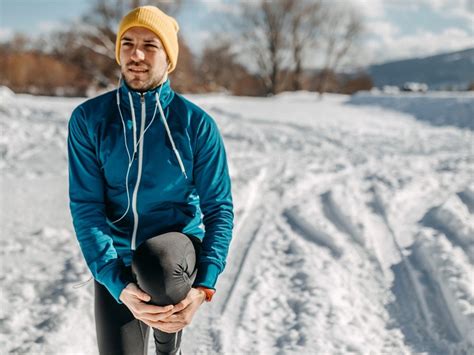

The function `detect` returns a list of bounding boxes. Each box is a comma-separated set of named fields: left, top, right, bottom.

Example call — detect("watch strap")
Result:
left=196, top=287, right=215, bottom=302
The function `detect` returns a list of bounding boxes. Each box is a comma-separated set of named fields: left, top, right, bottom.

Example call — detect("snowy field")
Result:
left=0, top=87, right=473, bottom=355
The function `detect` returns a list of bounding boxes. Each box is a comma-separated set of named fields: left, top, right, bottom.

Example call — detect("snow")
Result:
left=349, top=91, right=474, bottom=130
left=0, top=87, right=473, bottom=354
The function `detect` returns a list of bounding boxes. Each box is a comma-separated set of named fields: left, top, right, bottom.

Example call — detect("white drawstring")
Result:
left=136, top=86, right=162, bottom=149
left=111, top=87, right=140, bottom=224
left=156, top=92, right=188, bottom=179
left=73, top=275, right=93, bottom=288
left=111, top=84, right=136, bottom=224
left=128, top=92, right=138, bottom=156
left=116, top=88, right=132, bottom=164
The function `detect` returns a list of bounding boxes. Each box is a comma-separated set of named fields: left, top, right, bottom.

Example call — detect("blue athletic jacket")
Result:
left=68, top=79, right=234, bottom=303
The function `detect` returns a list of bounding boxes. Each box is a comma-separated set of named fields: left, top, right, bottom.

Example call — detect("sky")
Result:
left=0, top=0, right=473, bottom=67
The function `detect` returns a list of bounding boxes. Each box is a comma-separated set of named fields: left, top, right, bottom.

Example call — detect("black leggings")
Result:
left=94, top=232, right=200, bottom=355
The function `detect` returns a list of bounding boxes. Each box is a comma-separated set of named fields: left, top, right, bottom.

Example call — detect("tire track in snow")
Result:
left=183, top=165, right=277, bottom=355
left=213, top=110, right=384, bottom=353
left=413, top=229, right=474, bottom=352
left=320, top=190, right=365, bottom=246
left=319, top=188, right=388, bottom=279
left=176, top=99, right=473, bottom=353
left=201, top=112, right=319, bottom=353
left=282, top=207, right=343, bottom=258
left=215, top=112, right=402, bottom=353
left=457, top=188, right=474, bottom=214
left=419, top=197, right=474, bottom=263
left=231, top=180, right=406, bottom=354
left=218, top=117, right=277, bottom=317
left=219, top=167, right=269, bottom=315
left=370, top=187, right=470, bottom=353
left=183, top=117, right=277, bottom=354
left=313, top=180, right=471, bottom=353
left=220, top=192, right=322, bottom=354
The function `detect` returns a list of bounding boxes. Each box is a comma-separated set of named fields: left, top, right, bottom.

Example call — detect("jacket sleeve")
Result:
left=192, top=114, right=234, bottom=290
left=68, top=106, right=131, bottom=303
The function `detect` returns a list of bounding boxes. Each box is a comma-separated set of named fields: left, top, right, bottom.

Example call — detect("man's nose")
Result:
left=130, top=47, right=145, bottom=61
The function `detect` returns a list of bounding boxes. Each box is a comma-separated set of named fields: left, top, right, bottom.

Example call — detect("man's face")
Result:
left=119, top=27, right=169, bottom=92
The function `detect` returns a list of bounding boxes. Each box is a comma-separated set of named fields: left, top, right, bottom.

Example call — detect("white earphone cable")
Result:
left=111, top=80, right=187, bottom=225
left=156, top=94, right=188, bottom=179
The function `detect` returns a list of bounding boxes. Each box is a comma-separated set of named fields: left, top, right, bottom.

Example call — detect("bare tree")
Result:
left=199, top=38, right=255, bottom=94
left=170, top=39, right=200, bottom=93
left=288, top=0, right=322, bottom=91
left=317, top=4, right=363, bottom=97
left=200, top=39, right=236, bottom=91
left=228, top=0, right=329, bottom=95
left=236, top=0, right=295, bottom=96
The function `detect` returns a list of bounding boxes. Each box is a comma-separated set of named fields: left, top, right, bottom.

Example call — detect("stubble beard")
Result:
left=122, top=70, right=164, bottom=93
left=121, top=62, right=168, bottom=93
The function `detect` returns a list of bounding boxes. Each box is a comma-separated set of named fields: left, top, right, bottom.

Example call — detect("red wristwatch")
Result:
left=196, top=287, right=215, bottom=302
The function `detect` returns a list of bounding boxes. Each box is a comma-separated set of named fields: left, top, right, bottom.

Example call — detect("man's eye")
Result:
left=146, top=44, right=158, bottom=49
left=122, top=42, right=132, bottom=47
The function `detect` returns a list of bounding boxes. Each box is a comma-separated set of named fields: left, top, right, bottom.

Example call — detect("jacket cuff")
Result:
left=97, top=260, right=132, bottom=304
left=192, top=262, right=220, bottom=289
left=109, top=278, right=132, bottom=304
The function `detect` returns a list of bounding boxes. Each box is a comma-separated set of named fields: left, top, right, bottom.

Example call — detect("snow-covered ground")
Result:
left=0, top=87, right=472, bottom=354
left=348, top=91, right=474, bottom=130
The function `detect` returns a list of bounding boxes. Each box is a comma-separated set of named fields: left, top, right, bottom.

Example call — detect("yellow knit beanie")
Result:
left=115, top=6, right=180, bottom=73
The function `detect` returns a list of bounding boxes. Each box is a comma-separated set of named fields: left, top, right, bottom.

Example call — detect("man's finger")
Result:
left=126, top=283, right=151, bottom=302
left=170, top=299, right=188, bottom=314
left=135, top=303, right=174, bottom=315
left=136, top=291, right=151, bottom=302
left=139, top=308, right=176, bottom=322
left=159, top=314, right=182, bottom=323
left=133, top=287, right=151, bottom=302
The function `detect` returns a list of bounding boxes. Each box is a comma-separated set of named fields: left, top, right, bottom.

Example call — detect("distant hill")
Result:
left=368, top=48, right=474, bottom=90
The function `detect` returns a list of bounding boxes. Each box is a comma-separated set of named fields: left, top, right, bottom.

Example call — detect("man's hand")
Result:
left=119, top=283, right=175, bottom=329
left=153, top=288, right=206, bottom=333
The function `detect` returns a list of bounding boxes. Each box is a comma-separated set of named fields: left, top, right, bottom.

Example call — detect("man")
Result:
left=68, top=6, right=234, bottom=355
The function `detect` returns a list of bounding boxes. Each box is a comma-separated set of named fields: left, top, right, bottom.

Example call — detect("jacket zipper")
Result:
left=131, top=94, right=146, bottom=250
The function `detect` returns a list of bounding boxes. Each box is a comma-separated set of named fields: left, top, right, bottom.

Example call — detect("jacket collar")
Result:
left=118, top=78, right=174, bottom=117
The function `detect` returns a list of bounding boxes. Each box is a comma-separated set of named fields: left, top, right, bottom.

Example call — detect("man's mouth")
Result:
left=129, top=68, right=148, bottom=73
